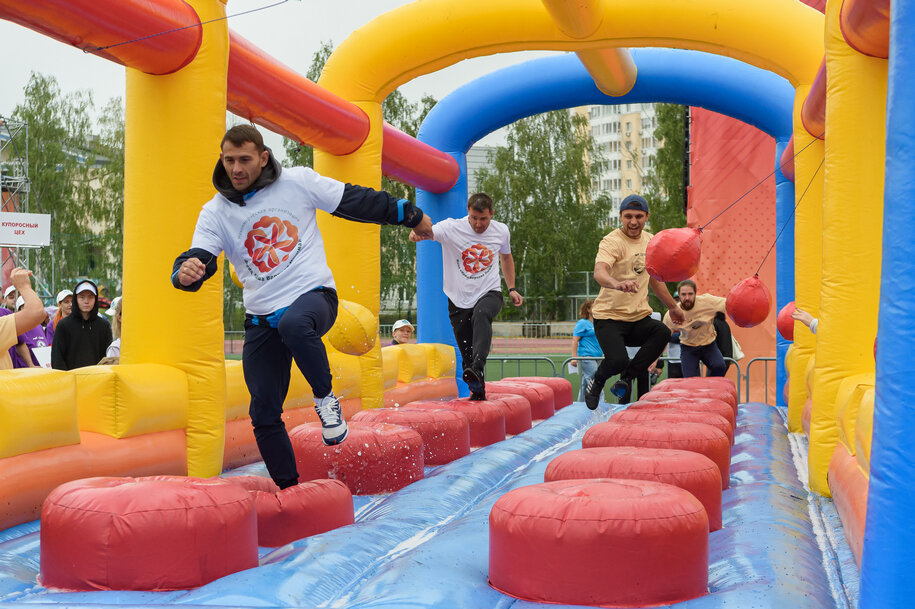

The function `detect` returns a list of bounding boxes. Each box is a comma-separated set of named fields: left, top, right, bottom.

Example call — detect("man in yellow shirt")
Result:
left=0, top=268, right=46, bottom=370
left=584, top=195, right=684, bottom=408
left=662, top=279, right=728, bottom=378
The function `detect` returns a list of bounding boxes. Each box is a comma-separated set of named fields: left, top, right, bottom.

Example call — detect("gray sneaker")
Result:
left=315, top=393, right=348, bottom=445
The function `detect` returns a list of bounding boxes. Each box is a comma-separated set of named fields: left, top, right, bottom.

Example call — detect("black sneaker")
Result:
left=609, top=378, right=630, bottom=401
left=469, top=391, right=487, bottom=401
left=584, top=378, right=603, bottom=410
left=462, top=367, right=484, bottom=395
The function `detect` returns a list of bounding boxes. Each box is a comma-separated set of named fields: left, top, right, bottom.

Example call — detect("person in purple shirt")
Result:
left=43, top=306, right=57, bottom=344
left=13, top=296, right=50, bottom=367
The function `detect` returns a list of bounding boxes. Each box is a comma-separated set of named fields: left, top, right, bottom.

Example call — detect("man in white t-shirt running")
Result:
left=410, top=193, right=523, bottom=400
left=662, top=279, right=728, bottom=378
left=172, top=125, right=432, bottom=490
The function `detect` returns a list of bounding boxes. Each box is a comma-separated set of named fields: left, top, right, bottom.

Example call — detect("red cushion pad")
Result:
left=40, top=476, right=257, bottom=591
left=352, top=407, right=470, bottom=465
left=500, top=376, right=573, bottom=409
left=647, top=387, right=737, bottom=412
left=290, top=421, right=424, bottom=494
left=486, top=393, right=533, bottom=435
left=544, top=446, right=722, bottom=531
left=410, top=399, right=506, bottom=447
left=489, top=479, right=709, bottom=606
left=630, top=398, right=736, bottom=429
left=486, top=381, right=554, bottom=419
left=583, top=420, right=731, bottom=489
left=224, top=476, right=354, bottom=547
left=612, top=408, right=734, bottom=445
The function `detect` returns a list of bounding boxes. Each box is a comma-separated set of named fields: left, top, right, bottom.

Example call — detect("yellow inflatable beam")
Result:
left=787, top=93, right=824, bottom=434
left=320, top=0, right=823, bottom=104
left=540, top=0, right=636, bottom=96
left=123, top=0, right=229, bottom=477
left=809, top=0, right=885, bottom=496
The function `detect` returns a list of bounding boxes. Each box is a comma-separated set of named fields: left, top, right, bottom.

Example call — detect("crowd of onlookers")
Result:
left=0, top=269, right=122, bottom=371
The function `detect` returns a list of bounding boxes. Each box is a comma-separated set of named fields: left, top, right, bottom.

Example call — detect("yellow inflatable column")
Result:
left=809, top=0, right=886, bottom=495
left=787, top=88, right=824, bottom=434
left=314, top=103, right=384, bottom=409
left=122, top=0, right=229, bottom=476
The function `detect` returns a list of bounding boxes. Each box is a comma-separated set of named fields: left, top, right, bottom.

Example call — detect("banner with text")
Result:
left=0, top=212, right=51, bottom=247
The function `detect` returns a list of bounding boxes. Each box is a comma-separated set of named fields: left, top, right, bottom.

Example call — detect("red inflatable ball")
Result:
left=487, top=380, right=555, bottom=419
left=645, top=227, right=702, bottom=282
left=611, top=408, right=734, bottom=445
left=352, top=407, right=471, bottom=465
left=410, top=399, right=506, bottom=447
left=290, top=421, right=424, bottom=495
left=487, top=393, right=533, bottom=435
left=225, top=476, right=353, bottom=547
left=777, top=300, right=797, bottom=341
left=501, top=376, right=573, bottom=409
left=40, top=476, right=258, bottom=591
left=646, top=387, right=737, bottom=412
left=583, top=420, right=731, bottom=489
left=544, top=447, right=722, bottom=531
left=489, top=479, right=709, bottom=606
left=726, top=274, right=772, bottom=328
left=629, top=398, right=735, bottom=430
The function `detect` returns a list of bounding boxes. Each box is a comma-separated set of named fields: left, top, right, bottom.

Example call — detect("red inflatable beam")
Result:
left=0, top=0, right=460, bottom=192
left=0, top=0, right=201, bottom=75
left=227, top=32, right=369, bottom=156
left=840, top=0, right=890, bottom=58
left=779, top=136, right=795, bottom=182
left=381, top=123, right=460, bottom=193
left=801, top=59, right=826, bottom=140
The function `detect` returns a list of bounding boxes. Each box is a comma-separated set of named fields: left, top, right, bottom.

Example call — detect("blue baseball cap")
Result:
left=620, top=194, right=649, bottom=214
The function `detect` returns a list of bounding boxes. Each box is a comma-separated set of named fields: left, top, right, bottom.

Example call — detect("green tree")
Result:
left=11, top=73, right=124, bottom=299
left=475, top=110, right=612, bottom=320
left=643, top=103, right=687, bottom=233
left=282, top=40, right=437, bottom=320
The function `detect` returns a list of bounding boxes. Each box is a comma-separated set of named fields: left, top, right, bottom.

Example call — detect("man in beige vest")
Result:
left=662, top=279, right=727, bottom=377
left=584, top=195, right=684, bottom=408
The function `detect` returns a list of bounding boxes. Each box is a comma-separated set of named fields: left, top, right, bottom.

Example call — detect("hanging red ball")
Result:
left=776, top=301, right=796, bottom=341
left=645, top=228, right=702, bottom=282
left=726, top=275, right=771, bottom=328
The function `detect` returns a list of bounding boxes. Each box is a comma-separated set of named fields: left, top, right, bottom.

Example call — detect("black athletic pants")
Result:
left=448, top=290, right=503, bottom=375
left=592, top=315, right=671, bottom=390
left=242, top=288, right=338, bottom=489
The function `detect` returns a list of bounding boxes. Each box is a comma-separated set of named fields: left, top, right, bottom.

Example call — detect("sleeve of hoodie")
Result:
left=295, top=167, right=425, bottom=228
left=171, top=206, right=222, bottom=292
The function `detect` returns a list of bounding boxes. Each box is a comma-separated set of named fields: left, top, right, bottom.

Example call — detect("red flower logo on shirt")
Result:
left=461, top=243, right=495, bottom=273
left=244, top=216, right=299, bottom=272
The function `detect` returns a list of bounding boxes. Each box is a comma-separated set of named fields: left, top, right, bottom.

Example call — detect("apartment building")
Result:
left=583, top=103, right=659, bottom=211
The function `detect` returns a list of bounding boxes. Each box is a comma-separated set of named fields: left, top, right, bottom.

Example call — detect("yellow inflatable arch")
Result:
left=313, top=0, right=827, bottom=478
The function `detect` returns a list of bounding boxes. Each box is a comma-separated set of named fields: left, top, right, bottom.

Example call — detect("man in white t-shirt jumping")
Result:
left=172, top=125, right=432, bottom=490
left=410, top=193, right=523, bottom=400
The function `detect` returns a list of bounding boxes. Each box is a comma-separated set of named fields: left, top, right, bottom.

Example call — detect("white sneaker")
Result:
left=315, top=393, right=348, bottom=446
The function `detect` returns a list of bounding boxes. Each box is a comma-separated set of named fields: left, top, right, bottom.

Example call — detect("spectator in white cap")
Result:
left=2, top=285, right=17, bottom=312
left=0, top=268, right=45, bottom=370
left=105, top=296, right=122, bottom=359
left=51, top=289, right=73, bottom=337
left=391, top=319, right=414, bottom=345
left=51, top=279, right=111, bottom=370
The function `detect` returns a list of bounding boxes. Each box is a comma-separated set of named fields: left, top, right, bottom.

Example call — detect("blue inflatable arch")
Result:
left=415, top=49, right=796, bottom=398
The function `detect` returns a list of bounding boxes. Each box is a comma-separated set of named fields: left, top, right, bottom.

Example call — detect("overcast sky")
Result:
left=0, top=1, right=560, bottom=159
